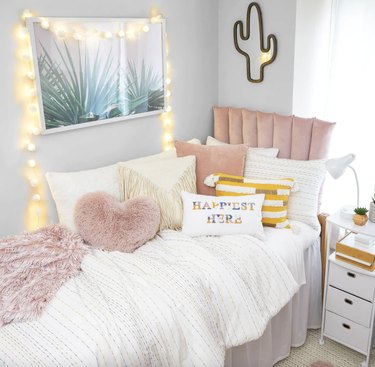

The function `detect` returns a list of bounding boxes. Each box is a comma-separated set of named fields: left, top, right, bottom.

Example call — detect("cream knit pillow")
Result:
left=245, top=152, right=326, bottom=231
left=118, top=156, right=196, bottom=230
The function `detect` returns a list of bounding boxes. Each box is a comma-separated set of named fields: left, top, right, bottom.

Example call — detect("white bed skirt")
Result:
left=225, top=237, right=322, bottom=367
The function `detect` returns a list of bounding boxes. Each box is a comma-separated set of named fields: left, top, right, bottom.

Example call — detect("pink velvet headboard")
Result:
left=213, top=107, right=336, bottom=160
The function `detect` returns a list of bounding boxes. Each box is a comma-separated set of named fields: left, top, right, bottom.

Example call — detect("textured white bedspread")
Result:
left=0, top=231, right=299, bottom=367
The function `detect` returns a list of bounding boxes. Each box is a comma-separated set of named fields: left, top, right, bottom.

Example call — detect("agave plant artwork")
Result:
left=37, top=38, right=164, bottom=131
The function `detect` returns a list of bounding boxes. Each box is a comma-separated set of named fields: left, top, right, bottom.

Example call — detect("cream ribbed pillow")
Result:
left=245, top=152, right=326, bottom=231
left=118, top=156, right=196, bottom=230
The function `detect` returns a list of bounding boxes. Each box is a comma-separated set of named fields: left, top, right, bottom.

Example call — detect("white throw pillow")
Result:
left=118, top=156, right=196, bottom=230
left=46, top=165, right=120, bottom=231
left=206, top=136, right=279, bottom=157
left=181, top=191, right=265, bottom=238
left=245, top=152, right=326, bottom=231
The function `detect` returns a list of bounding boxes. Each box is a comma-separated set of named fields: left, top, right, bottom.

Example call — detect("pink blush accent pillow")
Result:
left=74, top=192, right=160, bottom=253
left=175, top=141, right=248, bottom=195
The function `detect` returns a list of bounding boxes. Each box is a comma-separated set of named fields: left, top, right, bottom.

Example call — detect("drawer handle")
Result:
left=347, top=272, right=356, bottom=278
left=344, top=298, right=353, bottom=305
left=342, top=323, right=351, bottom=330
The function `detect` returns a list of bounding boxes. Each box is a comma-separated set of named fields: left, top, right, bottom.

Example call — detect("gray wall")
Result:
left=0, top=0, right=218, bottom=236
left=218, top=0, right=297, bottom=115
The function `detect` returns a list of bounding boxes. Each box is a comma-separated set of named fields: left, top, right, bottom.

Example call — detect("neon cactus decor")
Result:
left=233, top=2, right=277, bottom=83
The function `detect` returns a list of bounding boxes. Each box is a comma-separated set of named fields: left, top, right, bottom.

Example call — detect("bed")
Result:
left=0, top=107, right=335, bottom=367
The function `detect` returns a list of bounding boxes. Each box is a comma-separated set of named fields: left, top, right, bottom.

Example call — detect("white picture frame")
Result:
left=27, top=17, right=167, bottom=134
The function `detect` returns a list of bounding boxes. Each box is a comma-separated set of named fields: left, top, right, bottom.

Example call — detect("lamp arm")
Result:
left=348, top=165, right=359, bottom=207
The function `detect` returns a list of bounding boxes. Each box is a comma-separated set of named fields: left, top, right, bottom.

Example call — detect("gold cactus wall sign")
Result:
left=233, top=2, right=277, bottom=83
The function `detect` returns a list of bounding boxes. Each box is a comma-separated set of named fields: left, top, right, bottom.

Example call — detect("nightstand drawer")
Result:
left=329, top=262, right=375, bottom=301
left=325, top=311, right=370, bottom=354
left=326, top=286, right=373, bottom=327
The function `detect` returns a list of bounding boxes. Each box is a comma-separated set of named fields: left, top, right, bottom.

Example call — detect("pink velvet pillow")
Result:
left=74, top=192, right=160, bottom=253
left=175, top=141, right=248, bottom=195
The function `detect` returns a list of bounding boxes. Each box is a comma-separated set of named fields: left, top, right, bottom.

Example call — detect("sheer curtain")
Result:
left=320, top=0, right=375, bottom=212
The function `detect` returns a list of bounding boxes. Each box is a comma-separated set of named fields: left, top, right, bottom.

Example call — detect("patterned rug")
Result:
left=275, top=329, right=375, bottom=366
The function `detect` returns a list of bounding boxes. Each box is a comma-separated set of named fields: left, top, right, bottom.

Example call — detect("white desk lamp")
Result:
left=325, top=154, right=359, bottom=217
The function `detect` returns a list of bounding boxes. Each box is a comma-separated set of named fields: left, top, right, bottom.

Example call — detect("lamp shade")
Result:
left=325, top=154, right=355, bottom=179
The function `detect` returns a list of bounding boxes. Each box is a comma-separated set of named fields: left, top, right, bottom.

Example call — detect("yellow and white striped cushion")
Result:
left=205, top=173, right=296, bottom=229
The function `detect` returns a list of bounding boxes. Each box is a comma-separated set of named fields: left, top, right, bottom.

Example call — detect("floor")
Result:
left=275, top=329, right=375, bottom=367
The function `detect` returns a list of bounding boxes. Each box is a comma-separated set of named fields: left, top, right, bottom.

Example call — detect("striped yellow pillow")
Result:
left=205, top=173, right=296, bottom=229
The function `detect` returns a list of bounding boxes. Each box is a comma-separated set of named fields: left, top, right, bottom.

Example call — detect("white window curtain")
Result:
left=320, top=0, right=375, bottom=212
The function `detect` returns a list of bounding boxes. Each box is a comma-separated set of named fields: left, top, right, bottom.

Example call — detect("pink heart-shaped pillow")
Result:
left=74, top=192, right=160, bottom=253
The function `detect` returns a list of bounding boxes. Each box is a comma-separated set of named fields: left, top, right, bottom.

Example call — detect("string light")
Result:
left=117, top=29, right=125, bottom=38
left=27, top=143, right=36, bottom=152
left=27, top=159, right=36, bottom=168
left=73, top=32, right=83, bottom=41
left=40, top=20, right=50, bottom=30
left=17, top=9, right=47, bottom=231
left=142, top=25, right=150, bottom=33
left=103, top=31, right=113, bottom=39
left=32, top=194, right=41, bottom=202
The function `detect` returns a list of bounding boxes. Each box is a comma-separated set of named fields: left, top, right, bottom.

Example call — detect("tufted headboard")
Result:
left=213, top=107, right=336, bottom=160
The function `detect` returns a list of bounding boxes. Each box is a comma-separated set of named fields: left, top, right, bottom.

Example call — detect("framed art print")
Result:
left=27, top=17, right=166, bottom=134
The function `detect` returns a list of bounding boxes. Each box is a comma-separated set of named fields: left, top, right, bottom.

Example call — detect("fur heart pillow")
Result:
left=74, top=192, right=160, bottom=252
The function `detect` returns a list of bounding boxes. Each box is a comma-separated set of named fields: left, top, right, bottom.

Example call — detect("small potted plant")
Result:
left=353, top=207, right=369, bottom=226
left=370, top=194, right=375, bottom=223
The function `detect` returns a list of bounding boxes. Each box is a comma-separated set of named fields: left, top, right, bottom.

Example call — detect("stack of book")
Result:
left=336, top=232, right=375, bottom=271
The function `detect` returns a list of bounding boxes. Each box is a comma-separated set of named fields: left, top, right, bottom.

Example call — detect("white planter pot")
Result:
left=369, top=202, right=375, bottom=223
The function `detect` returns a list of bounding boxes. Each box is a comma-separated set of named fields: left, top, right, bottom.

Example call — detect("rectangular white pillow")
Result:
left=245, top=152, right=326, bottom=231
left=46, top=165, right=120, bottom=231
left=206, top=136, right=279, bottom=157
left=181, top=191, right=265, bottom=238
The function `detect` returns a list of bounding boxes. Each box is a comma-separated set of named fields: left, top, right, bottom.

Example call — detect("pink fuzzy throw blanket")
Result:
left=0, top=225, right=88, bottom=327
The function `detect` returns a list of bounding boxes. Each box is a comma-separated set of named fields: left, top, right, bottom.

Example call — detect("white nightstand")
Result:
left=320, top=210, right=375, bottom=367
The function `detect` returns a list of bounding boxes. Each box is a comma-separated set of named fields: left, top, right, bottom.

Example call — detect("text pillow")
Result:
left=205, top=173, right=296, bottom=229
left=181, top=191, right=265, bottom=238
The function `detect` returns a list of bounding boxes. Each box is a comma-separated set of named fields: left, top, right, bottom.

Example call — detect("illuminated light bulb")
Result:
left=25, top=87, right=36, bottom=97
left=166, top=78, right=171, bottom=85
left=30, top=178, right=39, bottom=187
left=164, top=145, right=173, bottom=152
left=32, top=194, right=41, bottom=202
left=31, top=127, right=40, bottom=136
left=27, top=159, right=36, bottom=168
left=28, top=104, right=37, bottom=113
left=142, top=25, right=150, bottom=33
left=26, top=71, right=35, bottom=80
left=126, top=29, right=136, bottom=40
left=27, top=143, right=36, bottom=152
left=40, top=20, right=50, bottom=30
left=22, top=9, right=33, bottom=20
left=166, top=90, right=171, bottom=97
left=21, top=51, right=32, bottom=61
left=117, top=29, right=125, bottom=38
left=18, top=27, right=29, bottom=40
left=163, top=133, right=173, bottom=143
left=163, top=118, right=171, bottom=127
left=150, top=14, right=162, bottom=24
left=73, top=32, right=83, bottom=41
left=56, top=29, right=66, bottom=38
left=260, top=51, right=272, bottom=63
left=104, top=31, right=113, bottom=39
left=166, top=105, right=172, bottom=112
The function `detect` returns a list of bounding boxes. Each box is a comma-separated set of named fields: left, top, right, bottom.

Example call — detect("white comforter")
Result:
left=0, top=231, right=299, bottom=367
